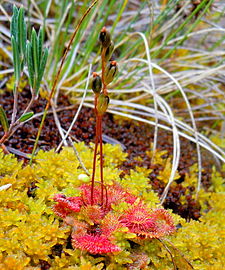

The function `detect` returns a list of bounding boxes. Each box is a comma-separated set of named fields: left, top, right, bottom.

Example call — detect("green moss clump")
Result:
left=0, top=150, right=22, bottom=177
left=0, top=144, right=224, bottom=269
left=171, top=192, right=225, bottom=269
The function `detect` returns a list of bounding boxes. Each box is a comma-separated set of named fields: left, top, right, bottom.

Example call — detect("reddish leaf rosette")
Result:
left=53, top=183, right=176, bottom=255
left=72, top=234, right=121, bottom=254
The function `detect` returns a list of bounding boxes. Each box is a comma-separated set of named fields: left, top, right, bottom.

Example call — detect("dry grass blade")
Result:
left=122, top=54, right=201, bottom=202
left=131, top=32, right=159, bottom=166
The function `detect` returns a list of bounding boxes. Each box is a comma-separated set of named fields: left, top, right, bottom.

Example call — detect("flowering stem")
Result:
left=99, top=115, right=104, bottom=206
left=98, top=41, right=107, bottom=206
left=91, top=96, right=99, bottom=205
left=101, top=47, right=107, bottom=95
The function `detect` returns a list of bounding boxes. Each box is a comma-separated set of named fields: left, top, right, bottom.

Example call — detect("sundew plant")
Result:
left=52, top=25, right=179, bottom=264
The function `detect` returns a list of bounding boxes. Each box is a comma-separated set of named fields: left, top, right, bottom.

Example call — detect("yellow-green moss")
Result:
left=171, top=193, right=225, bottom=269
left=0, top=144, right=224, bottom=269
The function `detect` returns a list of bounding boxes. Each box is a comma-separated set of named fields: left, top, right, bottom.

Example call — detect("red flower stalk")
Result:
left=72, top=234, right=121, bottom=254
left=90, top=27, right=117, bottom=207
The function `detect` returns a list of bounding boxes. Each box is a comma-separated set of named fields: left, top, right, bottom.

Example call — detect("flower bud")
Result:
left=105, top=41, right=114, bottom=62
left=96, top=93, right=109, bottom=115
left=99, top=27, right=111, bottom=48
left=91, top=72, right=102, bottom=94
left=105, top=61, right=118, bottom=85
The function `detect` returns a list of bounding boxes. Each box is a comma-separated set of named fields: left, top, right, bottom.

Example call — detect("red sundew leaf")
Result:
left=80, top=205, right=104, bottom=224
left=106, top=183, right=124, bottom=206
left=80, top=183, right=138, bottom=212
left=53, top=194, right=82, bottom=218
left=72, top=234, right=121, bottom=254
left=53, top=203, right=72, bottom=218
left=65, top=217, right=88, bottom=237
left=119, top=204, right=176, bottom=239
left=149, top=209, right=176, bottom=237
left=119, top=203, right=155, bottom=234
left=101, top=212, right=123, bottom=237
left=106, top=183, right=138, bottom=206
left=123, top=191, right=138, bottom=205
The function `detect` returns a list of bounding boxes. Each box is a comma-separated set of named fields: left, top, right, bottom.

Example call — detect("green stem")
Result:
left=11, top=83, right=19, bottom=124
left=29, top=107, right=47, bottom=165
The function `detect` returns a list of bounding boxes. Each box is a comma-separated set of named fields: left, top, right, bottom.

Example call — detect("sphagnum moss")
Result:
left=0, top=144, right=225, bottom=269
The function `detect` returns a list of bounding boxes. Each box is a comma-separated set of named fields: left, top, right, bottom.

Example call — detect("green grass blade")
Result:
left=19, top=111, right=34, bottom=122
left=36, top=48, right=48, bottom=94
left=11, top=35, right=20, bottom=84
left=10, top=5, right=19, bottom=41
left=31, top=28, right=39, bottom=75
left=111, top=0, right=128, bottom=33
left=26, top=41, right=35, bottom=89
left=153, top=0, right=214, bottom=60
left=18, top=7, right=27, bottom=67
left=0, top=106, right=9, bottom=132
left=38, top=28, right=44, bottom=68
left=45, top=0, right=70, bottom=78
left=159, top=0, right=214, bottom=61
left=153, top=0, right=179, bottom=28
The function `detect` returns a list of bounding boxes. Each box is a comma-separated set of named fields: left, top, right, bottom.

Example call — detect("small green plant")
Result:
left=0, top=5, right=48, bottom=153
